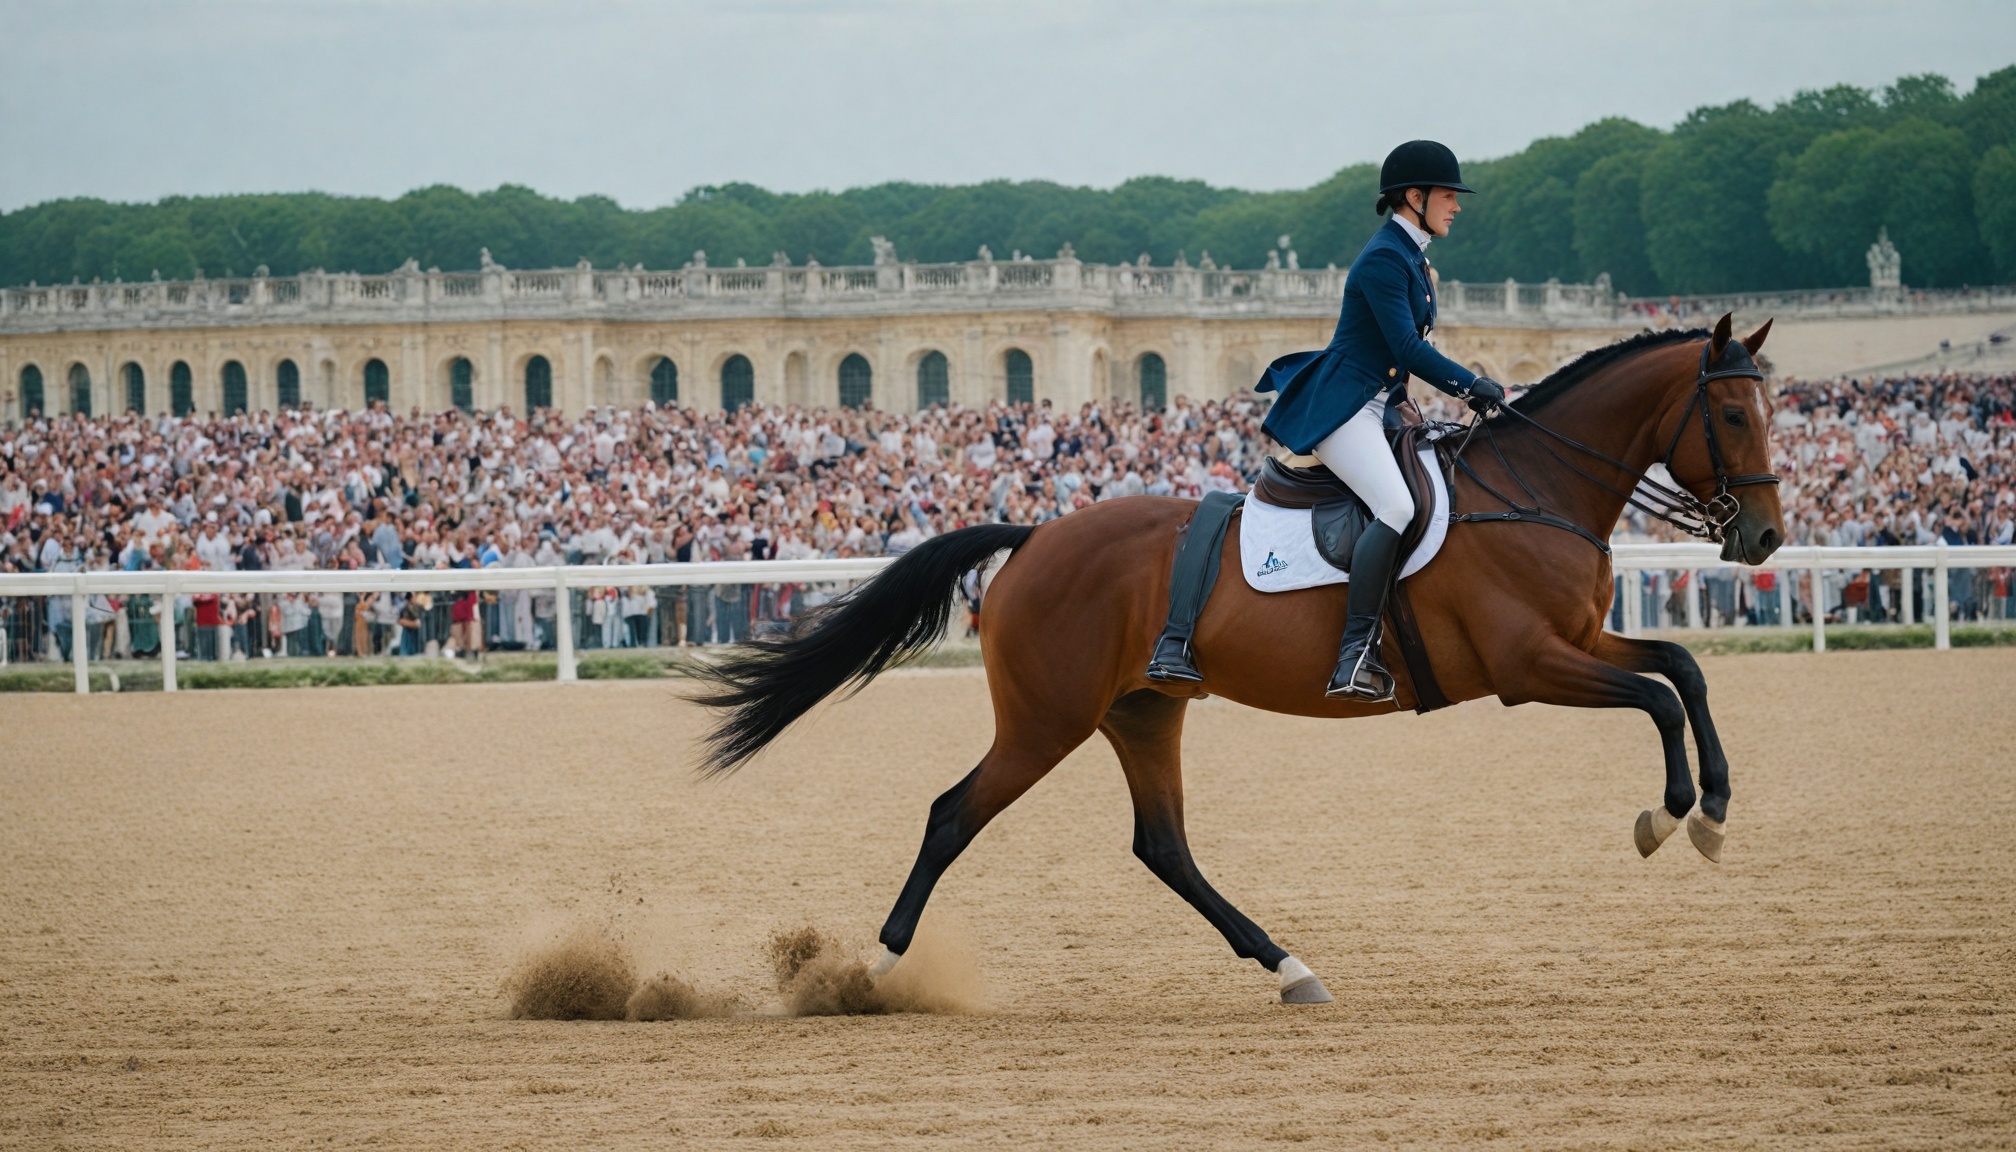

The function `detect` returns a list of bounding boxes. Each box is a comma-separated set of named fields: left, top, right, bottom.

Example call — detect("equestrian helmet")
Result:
left=1378, top=140, right=1474, bottom=196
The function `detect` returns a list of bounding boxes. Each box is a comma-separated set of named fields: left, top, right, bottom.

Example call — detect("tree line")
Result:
left=3, top=66, right=2011, bottom=296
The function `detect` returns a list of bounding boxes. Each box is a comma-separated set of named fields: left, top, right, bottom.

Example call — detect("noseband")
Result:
left=1454, top=339, right=1781, bottom=547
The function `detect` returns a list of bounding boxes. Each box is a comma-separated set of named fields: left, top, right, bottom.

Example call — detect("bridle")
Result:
left=1656, top=342, right=1783, bottom=534
left=1446, top=339, right=1781, bottom=549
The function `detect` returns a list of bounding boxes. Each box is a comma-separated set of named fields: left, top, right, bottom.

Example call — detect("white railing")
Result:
left=3, top=545, right=2012, bottom=696
left=0, top=558, right=888, bottom=695
left=1611, top=542, right=2016, bottom=654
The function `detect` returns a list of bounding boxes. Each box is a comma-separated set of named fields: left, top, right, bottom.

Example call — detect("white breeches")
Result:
left=1312, top=396, right=1414, bottom=531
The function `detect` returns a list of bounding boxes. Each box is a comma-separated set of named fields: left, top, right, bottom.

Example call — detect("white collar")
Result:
left=1392, top=213, right=1432, bottom=252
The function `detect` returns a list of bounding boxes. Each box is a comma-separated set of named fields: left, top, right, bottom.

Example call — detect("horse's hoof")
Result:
left=1635, top=807, right=1681, bottom=857
left=868, top=946, right=901, bottom=978
left=1277, top=956, right=1333, bottom=1005
left=1687, top=813, right=1725, bottom=863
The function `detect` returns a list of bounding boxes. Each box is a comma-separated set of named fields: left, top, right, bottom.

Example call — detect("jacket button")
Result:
left=1387, top=368, right=1397, bottom=377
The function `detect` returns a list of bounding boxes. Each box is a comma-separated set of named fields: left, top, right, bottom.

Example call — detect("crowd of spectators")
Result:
left=0, top=392, right=1259, bottom=663
left=1724, top=370, right=2015, bottom=626
left=3, top=368, right=2011, bottom=665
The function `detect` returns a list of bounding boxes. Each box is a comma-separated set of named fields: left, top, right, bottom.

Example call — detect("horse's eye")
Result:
left=1721, top=407, right=1747, bottom=428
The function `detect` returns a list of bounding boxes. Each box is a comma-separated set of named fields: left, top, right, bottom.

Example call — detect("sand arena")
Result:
left=2, top=648, right=2012, bottom=1147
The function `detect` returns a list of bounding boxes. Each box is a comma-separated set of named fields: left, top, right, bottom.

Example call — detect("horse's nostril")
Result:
left=1758, top=528, right=1781, bottom=554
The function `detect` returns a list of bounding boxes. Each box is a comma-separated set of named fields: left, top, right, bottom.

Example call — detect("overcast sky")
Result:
left=2, top=0, right=2013, bottom=212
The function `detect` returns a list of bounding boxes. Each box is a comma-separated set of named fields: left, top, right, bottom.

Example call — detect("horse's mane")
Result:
left=1500, top=327, right=1707, bottom=419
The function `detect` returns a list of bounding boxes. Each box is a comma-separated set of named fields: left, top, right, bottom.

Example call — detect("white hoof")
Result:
left=1277, top=956, right=1333, bottom=1005
left=868, top=946, right=901, bottom=978
left=1634, top=807, right=1682, bottom=858
left=1687, top=813, right=1725, bottom=863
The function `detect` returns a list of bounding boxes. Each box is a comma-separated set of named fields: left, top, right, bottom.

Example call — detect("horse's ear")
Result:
left=1710, top=312, right=1734, bottom=356
left=1741, top=318, right=1774, bottom=355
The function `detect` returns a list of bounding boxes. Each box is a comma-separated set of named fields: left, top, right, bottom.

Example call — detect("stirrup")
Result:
left=1325, top=641, right=1394, bottom=702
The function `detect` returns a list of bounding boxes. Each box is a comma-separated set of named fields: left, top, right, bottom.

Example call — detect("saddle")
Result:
left=1147, top=402, right=1457, bottom=713
left=1250, top=414, right=1442, bottom=574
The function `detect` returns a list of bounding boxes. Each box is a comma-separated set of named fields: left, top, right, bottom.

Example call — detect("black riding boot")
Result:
left=1325, top=521, right=1401, bottom=701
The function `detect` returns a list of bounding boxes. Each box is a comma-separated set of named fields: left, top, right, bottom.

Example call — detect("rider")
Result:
left=1257, top=140, right=1506, bottom=701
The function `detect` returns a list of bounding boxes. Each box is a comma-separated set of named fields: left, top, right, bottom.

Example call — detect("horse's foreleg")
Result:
left=874, top=733, right=1074, bottom=969
left=1592, top=634, right=1729, bottom=860
left=1591, top=634, right=1729, bottom=813
left=1491, top=637, right=1697, bottom=854
left=1099, top=690, right=1328, bottom=1004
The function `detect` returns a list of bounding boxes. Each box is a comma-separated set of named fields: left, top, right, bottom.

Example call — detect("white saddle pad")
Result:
left=1239, top=445, right=1450, bottom=592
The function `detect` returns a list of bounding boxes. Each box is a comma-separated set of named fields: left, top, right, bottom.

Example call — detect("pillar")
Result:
left=486, top=330, right=506, bottom=412
left=961, top=328, right=983, bottom=407
left=401, top=331, right=425, bottom=413
left=574, top=329, right=594, bottom=415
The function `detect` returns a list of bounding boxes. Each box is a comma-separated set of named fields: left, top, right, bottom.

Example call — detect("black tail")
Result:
left=687, top=522, right=1036, bottom=776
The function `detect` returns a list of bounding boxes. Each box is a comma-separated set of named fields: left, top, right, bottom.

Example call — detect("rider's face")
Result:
left=1409, top=187, right=1463, bottom=237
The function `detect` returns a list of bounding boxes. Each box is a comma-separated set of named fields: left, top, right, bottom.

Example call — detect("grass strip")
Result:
left=46, top=625, right=2005, bottom=693
left=1668, top=624, right=2016, bottom=655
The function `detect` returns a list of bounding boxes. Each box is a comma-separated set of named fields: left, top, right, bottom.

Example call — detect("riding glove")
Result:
left=1464, top=376, right=1506, bottom=412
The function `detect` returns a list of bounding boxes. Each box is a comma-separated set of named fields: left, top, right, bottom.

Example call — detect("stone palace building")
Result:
left=0, top=239, right=1641, bottom=421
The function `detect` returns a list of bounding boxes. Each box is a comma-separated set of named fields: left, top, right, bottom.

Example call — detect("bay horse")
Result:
left=693, top=314, right=1786, bottom=1003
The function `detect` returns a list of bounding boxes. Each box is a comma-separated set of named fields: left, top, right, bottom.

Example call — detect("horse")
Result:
left=692, top=313, right=1786, bottom=1004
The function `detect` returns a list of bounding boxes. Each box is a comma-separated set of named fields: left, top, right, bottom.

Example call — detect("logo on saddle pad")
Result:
left=1255, top=551, right=1290, bottom=577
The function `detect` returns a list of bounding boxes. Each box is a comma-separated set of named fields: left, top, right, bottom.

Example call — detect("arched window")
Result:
left=19, top=365, right=44, bottom=419
left=916, top=351, right=949, bottom=409
left=650, top=356, right=678, bottom=406
left=364, top=358, right=390, bottom=406
left=720, top=354, right=754, bottom=412
left=222, top=360, right=248, bottom=415
left=277, top=359, right=301, bottom=409
left=838, top=353, right=872, bottom=409
left=122, top=363, right=146, bottom=414
left=524, top=355, right=552, bottom=410
left=1138, top=352, right=1167, bottom=411
left=449, top=357, right=474, bottom=413
left=170, top=362, right=193, bottom=416
left=68, top=364, right=92, bottom=417
left=1005, top=348, right=1033, bottom=405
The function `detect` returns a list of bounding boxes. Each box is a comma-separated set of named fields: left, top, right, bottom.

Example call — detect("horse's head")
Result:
left=1662, top=314, right=1786, bottom=564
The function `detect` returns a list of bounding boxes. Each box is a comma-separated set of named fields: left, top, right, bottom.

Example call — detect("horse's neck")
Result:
left=1494, top=347, right=1696, bottom=536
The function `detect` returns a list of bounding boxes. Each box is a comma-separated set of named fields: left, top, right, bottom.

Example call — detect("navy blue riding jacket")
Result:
left=1257, top=217, right=1479, bottom=454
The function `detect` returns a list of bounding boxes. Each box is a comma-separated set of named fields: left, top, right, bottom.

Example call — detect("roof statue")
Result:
left=1867, top=228, right=1901, bottom=293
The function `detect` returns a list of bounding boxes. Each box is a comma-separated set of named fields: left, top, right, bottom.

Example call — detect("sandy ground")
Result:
left=2, top=648, right=2013, bottom=1149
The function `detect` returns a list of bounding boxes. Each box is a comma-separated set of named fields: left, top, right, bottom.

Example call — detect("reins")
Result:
left=1443, top=341, right=1781, bottom=551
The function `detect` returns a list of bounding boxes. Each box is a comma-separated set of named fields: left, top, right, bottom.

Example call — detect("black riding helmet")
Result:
left=1375, top=140, right=1474, bottom=226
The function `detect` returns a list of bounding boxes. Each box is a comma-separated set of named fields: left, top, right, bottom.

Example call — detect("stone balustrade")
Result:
left=0, top=250, right=1636, bottom=334
left=1615, top=283, right=2016, bottom=322
left=8, top=245, right=2008, bottom=339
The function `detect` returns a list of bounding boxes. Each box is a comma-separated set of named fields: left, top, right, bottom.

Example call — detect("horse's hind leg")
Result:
left=1099, top=690, right=1329, bottom=1004
left=1593, top=633, right=1729, bottom=860
left=875, top=726, right=1084, bottom=967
